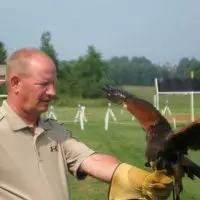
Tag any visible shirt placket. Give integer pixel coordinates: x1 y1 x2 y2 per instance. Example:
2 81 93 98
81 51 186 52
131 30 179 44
32 127 56 200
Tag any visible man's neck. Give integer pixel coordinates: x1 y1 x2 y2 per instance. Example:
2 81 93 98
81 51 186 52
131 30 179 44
7 98 38 126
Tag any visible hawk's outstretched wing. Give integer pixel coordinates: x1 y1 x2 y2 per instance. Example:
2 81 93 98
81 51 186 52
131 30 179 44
103 84 200 154
164 121 200 153
102 84 172 133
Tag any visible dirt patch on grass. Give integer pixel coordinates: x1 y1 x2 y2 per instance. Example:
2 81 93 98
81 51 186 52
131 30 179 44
164 112 198 123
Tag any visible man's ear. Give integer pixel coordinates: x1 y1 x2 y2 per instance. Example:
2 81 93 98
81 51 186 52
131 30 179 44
10 76 21 94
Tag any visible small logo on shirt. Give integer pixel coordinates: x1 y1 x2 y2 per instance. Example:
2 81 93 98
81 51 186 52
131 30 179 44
49 140 58 152
50 145 58 152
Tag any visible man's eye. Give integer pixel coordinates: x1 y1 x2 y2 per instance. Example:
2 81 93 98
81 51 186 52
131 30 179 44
35 82 49 86
41 82 49 86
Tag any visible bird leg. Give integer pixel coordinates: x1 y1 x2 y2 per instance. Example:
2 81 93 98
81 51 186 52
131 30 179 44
172 164 183 200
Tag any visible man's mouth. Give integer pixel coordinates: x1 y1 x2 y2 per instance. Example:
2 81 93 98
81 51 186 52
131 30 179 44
40 100 51 103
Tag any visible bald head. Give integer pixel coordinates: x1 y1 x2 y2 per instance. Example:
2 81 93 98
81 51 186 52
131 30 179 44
6 48 55 80
6 48 57 119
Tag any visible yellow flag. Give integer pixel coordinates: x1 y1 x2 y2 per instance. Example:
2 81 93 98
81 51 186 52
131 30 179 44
190 71 194 79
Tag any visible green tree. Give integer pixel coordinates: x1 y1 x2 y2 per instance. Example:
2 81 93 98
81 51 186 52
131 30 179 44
56 60 74 95
186 58 200 78
68 46 112 98
176 57 200 78
39 31 60 75
176 57 191 77
0 41 7 64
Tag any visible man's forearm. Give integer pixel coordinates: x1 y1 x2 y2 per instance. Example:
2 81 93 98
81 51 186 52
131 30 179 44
79 153 121 182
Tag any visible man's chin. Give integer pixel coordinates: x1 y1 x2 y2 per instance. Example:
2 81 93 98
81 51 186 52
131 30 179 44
38 103 50 113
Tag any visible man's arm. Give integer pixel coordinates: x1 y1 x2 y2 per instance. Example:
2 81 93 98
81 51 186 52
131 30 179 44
61 134 173 200
79 153 173 200
79 153 120 182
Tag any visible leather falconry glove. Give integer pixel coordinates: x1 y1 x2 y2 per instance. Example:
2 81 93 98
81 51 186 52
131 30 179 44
108 163 173 200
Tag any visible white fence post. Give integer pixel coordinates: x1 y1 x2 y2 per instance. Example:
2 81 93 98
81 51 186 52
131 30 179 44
104 103 116 131
74 105 87 130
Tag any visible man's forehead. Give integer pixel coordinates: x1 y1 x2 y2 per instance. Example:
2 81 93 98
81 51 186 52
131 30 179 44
29 56 56 73
30 53 55 67
35 74 57 82
27 59 56 82
32 69 57 81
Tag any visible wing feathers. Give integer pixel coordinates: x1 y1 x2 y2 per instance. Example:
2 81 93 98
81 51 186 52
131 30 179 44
181 156 200 179
103 84 200 154
103 84 172 133
165 121 200 152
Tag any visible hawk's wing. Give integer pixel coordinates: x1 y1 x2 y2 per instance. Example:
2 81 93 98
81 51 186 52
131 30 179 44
102 84 172 133
164 120 200 153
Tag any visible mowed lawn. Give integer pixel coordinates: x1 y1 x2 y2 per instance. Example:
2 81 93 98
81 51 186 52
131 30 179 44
62 122 200 200
51 86 200 200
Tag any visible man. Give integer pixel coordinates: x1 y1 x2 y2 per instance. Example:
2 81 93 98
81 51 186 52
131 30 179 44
0 48 173 200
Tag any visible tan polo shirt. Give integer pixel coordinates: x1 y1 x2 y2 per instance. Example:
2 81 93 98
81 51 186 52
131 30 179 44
0 100 95 200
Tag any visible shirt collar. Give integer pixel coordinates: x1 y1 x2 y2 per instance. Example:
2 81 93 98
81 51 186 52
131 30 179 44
0 100 29 131
0 100 52 132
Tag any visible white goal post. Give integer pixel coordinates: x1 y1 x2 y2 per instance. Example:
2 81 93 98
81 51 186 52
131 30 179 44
0 79 7 100
154 78 200 122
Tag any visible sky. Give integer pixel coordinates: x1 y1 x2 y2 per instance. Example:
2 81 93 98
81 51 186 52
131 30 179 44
0 0 200 65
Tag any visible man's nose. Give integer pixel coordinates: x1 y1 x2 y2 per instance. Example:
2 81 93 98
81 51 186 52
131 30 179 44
46 84 56 97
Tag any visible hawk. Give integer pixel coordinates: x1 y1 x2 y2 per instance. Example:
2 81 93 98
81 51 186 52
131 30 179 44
103 84 200 200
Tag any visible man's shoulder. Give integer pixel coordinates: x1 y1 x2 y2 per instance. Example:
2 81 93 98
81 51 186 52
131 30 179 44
40 117 63 129
0 110 10 133
40 117 72 140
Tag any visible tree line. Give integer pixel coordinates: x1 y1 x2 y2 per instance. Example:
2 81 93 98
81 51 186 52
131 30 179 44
1 31 200 99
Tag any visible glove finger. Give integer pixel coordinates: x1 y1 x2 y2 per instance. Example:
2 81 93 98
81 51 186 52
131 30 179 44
145 189 171 200
145 191 165 200
144 183 173 196
151 172 173 185
158 176 173 185
147 183 165 189
145 191 154 199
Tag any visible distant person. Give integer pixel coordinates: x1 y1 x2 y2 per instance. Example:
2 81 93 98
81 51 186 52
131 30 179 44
0 47 173 200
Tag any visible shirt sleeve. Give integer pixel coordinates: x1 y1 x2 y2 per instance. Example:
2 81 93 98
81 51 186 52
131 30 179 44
63 138 95 179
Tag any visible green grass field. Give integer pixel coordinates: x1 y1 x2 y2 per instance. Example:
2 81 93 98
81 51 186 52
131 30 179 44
51 86 200 200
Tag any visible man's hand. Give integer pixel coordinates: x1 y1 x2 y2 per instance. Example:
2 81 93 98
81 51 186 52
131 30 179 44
109 163 173 200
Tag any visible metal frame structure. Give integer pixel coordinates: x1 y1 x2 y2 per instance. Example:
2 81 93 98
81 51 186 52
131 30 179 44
154 78 200 121
0 65 7 99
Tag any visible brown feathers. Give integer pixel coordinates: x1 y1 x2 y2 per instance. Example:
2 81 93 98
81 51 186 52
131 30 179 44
103 84 200 200
165 121 200 152
103 84 172 133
